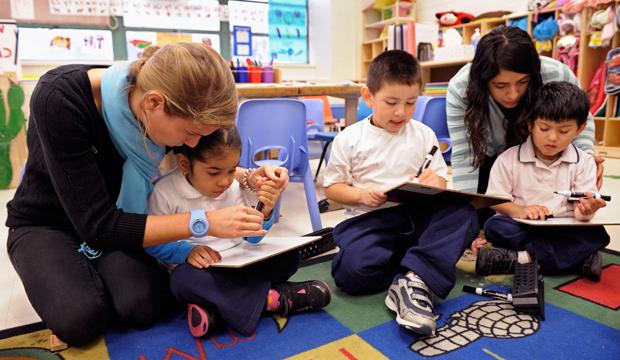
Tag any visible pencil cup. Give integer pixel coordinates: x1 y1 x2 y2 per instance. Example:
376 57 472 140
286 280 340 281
236 66 249 83
249 66 262 83
262 66 274 83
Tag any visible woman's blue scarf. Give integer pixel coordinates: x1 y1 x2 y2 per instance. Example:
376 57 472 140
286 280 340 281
79 62 165 259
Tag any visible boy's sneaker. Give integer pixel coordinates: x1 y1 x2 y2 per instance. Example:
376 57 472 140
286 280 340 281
475 247 518 275
187 304 216 338
385 273 436 336
273 280 332 317
582 251 602 281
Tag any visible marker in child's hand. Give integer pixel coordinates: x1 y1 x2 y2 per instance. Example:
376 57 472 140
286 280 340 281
554 191 611 202
412 145 438 182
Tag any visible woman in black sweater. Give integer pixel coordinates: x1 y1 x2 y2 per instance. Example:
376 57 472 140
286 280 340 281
6 43 287 345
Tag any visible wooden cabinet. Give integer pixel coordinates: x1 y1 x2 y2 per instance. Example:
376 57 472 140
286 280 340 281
360 0 416 79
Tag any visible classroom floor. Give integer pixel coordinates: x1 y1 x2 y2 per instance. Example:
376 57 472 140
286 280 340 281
1 158 619 333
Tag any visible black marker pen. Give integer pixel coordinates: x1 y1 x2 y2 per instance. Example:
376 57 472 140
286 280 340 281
463 285 513 302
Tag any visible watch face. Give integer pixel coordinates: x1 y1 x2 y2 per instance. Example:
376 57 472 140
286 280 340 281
192 220 207 234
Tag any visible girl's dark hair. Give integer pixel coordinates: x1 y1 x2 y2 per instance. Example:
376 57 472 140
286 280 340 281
532 81 589 126
173 127 241 169
464 26 543 169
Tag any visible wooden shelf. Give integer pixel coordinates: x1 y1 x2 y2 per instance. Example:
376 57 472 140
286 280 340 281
420 58 472 68
362 38 386 45
365 16 416 29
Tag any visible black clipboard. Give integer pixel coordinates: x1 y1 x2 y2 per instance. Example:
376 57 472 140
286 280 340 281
385 181 511 209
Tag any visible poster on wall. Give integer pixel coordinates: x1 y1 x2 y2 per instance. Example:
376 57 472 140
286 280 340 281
0 22 18 72
17 28 114 62
123 0 220 31
268 0 308 64
126 31 221 61
228 1 269 34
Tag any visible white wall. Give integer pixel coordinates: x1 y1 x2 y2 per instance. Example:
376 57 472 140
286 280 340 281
280 0 364 82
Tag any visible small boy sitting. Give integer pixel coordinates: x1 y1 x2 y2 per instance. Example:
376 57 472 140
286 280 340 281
323 50 479 335
476 81 610 281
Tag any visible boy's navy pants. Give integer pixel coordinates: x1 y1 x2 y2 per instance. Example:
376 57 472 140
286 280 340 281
484 215 610 273
170 251 299 336
331 202 478 298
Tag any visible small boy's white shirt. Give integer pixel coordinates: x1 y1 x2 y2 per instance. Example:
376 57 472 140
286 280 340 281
323 116 448 216
148 168 257 252
486 135 597 218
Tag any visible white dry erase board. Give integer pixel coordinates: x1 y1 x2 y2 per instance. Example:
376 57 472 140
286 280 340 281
210 236 320 268
514 215 620 226
385 181 511 210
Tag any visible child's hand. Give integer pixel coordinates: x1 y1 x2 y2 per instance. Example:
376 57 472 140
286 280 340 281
575 192 607 218
359 187 387 208
518 205 552 220
412 168 446 188
251 165 289 191
257 180 282 217
187 245 221 269
470 237 487 254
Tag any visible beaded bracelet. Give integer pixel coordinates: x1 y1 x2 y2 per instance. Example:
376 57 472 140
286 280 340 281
240 168 258 192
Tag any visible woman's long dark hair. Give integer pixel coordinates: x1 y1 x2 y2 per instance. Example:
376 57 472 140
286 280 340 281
464 26 542 169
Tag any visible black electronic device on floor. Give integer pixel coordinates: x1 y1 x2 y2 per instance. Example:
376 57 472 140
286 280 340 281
512 259 545 319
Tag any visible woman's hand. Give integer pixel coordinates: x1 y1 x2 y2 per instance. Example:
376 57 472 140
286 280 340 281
359 187 387 208
593 155 605 190
187 245 221 269
575 192 607 220
206 205 267 238
257 180 283 217
250 164 289 191
519 205 552 220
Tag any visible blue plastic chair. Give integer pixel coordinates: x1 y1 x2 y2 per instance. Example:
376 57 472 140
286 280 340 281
413 95 431 121
302 99 339 180
358 98 373 121
414 96 452 164
236 99 322 231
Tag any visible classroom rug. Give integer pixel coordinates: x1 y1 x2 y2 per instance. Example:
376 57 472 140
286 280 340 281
1 251 619 359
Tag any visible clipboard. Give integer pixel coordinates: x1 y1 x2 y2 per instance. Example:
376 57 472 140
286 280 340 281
209 236 321 268
514 215 620 226
384 181 511 209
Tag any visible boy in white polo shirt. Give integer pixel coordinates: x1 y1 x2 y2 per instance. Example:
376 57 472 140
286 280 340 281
323 50 478 336
476 81 610 281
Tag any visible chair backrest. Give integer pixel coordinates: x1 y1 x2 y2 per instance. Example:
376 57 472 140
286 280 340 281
417 96 449 138
236 99 309 175
413 95 431 121
357 98 372 121
302 98 325 137
304 95 335 124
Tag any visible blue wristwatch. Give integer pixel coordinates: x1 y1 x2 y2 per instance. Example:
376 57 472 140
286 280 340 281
189 209 209 237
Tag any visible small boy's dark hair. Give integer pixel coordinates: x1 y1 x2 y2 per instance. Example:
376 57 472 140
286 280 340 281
366 50 421 94
173 127 241 169
532 81 590 126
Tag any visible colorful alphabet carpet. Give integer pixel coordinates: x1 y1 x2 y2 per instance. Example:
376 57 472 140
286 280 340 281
1 251 619 359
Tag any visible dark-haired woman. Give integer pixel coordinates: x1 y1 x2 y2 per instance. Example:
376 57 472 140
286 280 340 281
446 26 603 196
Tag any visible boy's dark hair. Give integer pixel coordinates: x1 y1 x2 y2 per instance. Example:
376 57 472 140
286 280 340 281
532 81 590 126
173 127 241 169
366 50 421 94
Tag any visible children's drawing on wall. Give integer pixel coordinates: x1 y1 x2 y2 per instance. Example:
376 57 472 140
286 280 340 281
268 0 307 63
126 31 221 61
0 23 17 73
123 0 220 31
17 28 114 62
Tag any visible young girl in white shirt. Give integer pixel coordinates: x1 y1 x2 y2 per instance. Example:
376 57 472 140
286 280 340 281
146 128 331 338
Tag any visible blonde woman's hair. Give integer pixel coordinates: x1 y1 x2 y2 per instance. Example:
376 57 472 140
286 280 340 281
128 42 237 128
